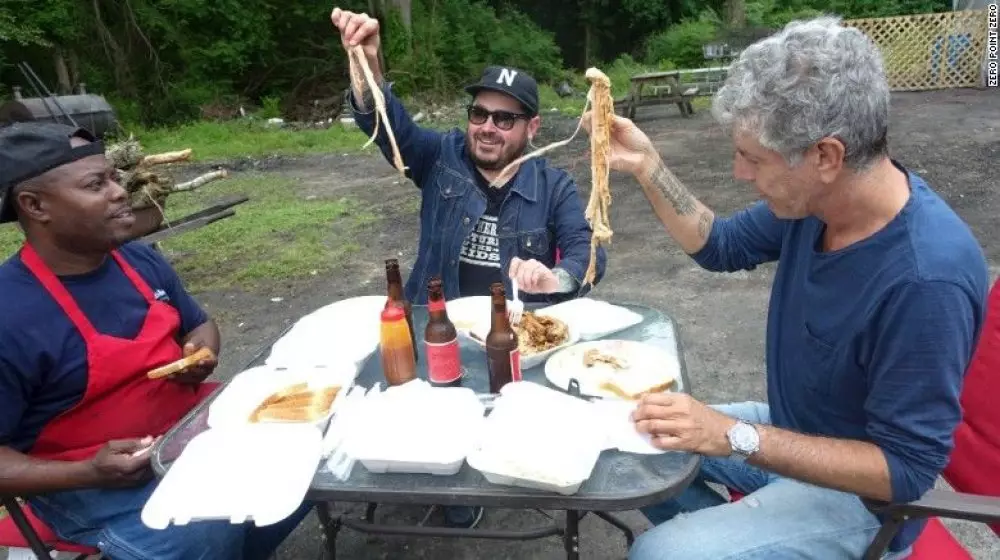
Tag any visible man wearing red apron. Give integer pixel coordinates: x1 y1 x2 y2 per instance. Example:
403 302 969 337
0 123 309 559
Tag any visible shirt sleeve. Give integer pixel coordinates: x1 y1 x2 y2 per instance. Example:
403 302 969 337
864 280 980 503
690 201 786 272
0 334 31 447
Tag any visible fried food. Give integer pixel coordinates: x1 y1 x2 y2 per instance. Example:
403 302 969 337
583 67 614 286
513 312 569 356
250 383 341 423
583 348 628 370
599 377 676 400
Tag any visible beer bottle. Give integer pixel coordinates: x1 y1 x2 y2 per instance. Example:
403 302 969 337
384 258 417 361
425 277 462 386
485 282 521 393
380 304 417 386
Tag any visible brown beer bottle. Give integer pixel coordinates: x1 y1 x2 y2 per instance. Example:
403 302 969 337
485 282 522 393
425 277 462 387
384 258 417 361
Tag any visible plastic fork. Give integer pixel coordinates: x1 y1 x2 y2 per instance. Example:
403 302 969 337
509 278 524 326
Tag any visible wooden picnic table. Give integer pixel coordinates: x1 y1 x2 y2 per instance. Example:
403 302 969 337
619 67 731 120
151 300 701 560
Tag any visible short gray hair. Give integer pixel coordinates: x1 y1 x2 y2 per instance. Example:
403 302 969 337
711 15 890 170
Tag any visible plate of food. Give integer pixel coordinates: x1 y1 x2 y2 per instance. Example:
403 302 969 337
207 364 355 432
544 339 681 400
468 310 579 370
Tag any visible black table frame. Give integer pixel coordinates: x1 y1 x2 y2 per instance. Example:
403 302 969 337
152 301 701 560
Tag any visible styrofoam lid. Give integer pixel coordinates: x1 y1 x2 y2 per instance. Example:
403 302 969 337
141 423 321 529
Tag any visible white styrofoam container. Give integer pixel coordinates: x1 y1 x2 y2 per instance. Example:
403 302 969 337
466 310 580 370
141 423 321 529
207 363 357 433
536 298 643 341
265 295 385 371
466 382 605 495
345 383 486 476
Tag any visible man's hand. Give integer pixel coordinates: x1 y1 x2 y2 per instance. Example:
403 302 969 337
509 257 561 294
88 437 158 488
631 393 737 456
581 112 659 178
168 342 218 385
331 8 381 71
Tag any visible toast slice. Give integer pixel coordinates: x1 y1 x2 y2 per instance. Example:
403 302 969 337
147 347 216 379
249 384 341 423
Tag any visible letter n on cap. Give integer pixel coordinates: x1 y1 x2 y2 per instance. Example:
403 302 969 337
497 68 518 87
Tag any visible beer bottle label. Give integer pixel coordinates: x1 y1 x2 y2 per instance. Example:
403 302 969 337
427 339 462 383
510 349 522 382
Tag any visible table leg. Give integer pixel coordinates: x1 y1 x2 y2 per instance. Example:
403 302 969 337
315 502 341 560
363 502 378 523
592 511 635 548
563 510 580 560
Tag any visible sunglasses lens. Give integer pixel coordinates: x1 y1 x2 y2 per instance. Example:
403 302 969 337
468 107 489 124
493 112 516 130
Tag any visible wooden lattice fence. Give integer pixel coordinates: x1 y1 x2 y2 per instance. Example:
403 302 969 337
845 9 989 91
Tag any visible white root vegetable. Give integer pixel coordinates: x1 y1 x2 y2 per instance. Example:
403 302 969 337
582 67 614 286
349 45 407 176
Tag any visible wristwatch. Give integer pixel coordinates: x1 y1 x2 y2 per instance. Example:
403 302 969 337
726 421 760 462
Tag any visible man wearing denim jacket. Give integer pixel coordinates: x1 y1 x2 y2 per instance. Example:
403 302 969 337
332 8 606 306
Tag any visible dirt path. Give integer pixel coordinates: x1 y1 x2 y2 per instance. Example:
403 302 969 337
175 88 998 559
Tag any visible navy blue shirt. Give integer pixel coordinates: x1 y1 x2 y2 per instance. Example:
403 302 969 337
692 163 988 552
0 242 208 452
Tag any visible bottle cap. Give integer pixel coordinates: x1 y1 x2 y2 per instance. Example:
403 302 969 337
381 305 405 322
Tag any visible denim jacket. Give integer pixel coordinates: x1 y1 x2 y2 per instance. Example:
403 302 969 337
349 82 607 305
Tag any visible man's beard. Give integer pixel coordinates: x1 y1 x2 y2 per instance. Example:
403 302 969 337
466 130 528 171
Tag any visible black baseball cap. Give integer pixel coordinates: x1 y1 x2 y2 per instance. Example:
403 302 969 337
0 122 104 223
464 65 539 117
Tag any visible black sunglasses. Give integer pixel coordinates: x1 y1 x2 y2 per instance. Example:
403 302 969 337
467 105 530 131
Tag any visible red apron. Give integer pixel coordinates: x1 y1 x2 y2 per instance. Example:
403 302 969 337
20 243 214 462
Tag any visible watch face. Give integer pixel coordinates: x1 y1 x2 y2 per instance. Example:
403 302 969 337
730 422 758 453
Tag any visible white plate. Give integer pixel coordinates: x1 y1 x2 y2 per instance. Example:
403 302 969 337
538 298 644 341
469 310 580 370
207 364 357 432
544 339 682 400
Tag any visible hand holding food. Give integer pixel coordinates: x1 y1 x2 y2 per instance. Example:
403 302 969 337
147 345 217 383
509 257 561 294
88 437 157 488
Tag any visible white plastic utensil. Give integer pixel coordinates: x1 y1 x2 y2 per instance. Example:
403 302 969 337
509 278 524 326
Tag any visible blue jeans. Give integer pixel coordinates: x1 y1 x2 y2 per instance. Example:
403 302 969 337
630 401 912 560
29 477 312 560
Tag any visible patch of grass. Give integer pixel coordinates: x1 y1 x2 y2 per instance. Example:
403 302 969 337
118 120 372 163
0 174 377 293
157 173 375 292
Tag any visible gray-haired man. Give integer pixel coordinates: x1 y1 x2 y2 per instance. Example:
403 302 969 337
583 16 988 559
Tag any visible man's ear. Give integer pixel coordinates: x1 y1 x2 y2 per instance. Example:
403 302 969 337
527 115 541 139
15 188 51 224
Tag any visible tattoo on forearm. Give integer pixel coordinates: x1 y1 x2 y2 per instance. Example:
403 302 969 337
650 161 697 216
697 211 712 239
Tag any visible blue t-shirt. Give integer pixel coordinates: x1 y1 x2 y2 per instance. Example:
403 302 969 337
0 242 208 453
691 162 988 552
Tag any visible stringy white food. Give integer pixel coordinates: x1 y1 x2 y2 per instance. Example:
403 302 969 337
349 46 407 175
